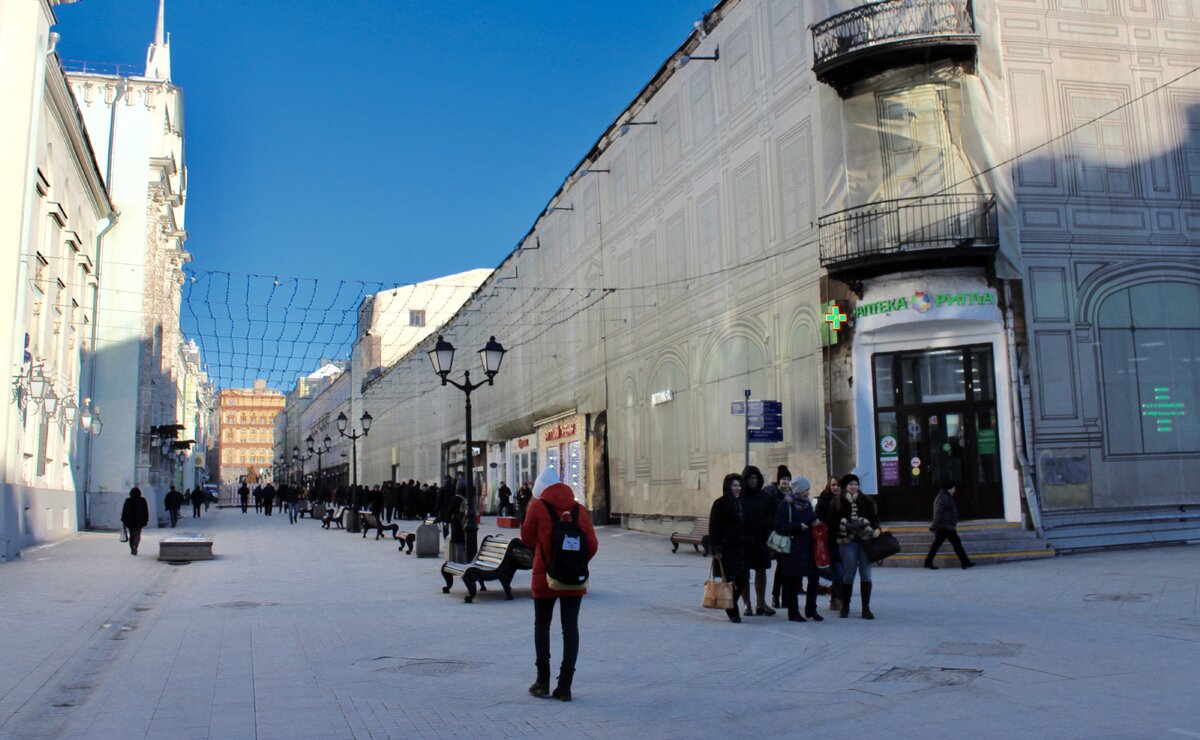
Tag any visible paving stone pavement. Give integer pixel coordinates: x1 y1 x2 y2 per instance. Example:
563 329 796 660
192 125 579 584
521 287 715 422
1 507 1198 739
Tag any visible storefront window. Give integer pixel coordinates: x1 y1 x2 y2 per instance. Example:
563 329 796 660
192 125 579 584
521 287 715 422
970 347 995 401
900 348 966 404
874 354 895 408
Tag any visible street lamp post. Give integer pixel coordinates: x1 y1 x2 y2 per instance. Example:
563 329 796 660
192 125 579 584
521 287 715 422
428 335 506 561
336 410 372 491
307 434 333 502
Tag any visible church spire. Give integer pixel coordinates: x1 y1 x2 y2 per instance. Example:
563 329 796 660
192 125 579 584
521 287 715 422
145 0 171 81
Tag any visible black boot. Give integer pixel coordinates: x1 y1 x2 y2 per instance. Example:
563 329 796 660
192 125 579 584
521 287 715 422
839 582 853 618
529 662 550 698
552 669 574 701
861 581 875 620
725 607 741 623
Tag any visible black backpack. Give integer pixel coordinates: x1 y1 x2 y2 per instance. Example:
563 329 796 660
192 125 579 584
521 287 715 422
543 500 589 590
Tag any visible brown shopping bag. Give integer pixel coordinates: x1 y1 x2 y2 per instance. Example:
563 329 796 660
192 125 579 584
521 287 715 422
702 558 735 610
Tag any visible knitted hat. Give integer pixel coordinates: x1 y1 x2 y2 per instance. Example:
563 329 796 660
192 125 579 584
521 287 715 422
776 465 792 482
839 473 861 489
793 476 811 493
532 467 560 500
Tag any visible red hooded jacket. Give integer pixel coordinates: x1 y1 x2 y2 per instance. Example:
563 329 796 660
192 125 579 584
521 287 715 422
520 482 599 598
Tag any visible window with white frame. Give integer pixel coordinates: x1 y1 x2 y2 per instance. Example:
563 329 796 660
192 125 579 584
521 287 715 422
690 67 716 142
725 25 756 109
409 309 426 327
734 162 763 259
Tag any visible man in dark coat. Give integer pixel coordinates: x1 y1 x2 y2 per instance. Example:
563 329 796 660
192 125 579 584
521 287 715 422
516 482 533 523
191 486 204 518
740 465 775 616
925 480 975 569
164 485 185 528
238 482 250 513
121 487 150 555
497 481 513 517
261 483 275 516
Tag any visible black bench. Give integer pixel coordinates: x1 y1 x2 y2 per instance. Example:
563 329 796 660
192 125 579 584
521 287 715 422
670 516 710 555
396 530 416 554
441 534 534 603
360 512 400 540
322 506 346 529
299 502 322 519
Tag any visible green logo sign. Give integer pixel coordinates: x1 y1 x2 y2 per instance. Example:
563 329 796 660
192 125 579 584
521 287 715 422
855 290 996 319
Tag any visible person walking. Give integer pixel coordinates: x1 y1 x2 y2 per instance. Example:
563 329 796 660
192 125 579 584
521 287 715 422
521 467 598 702
191 486 204 518
708 473 750 624
516 482 533 523
238 482 249 513
740 465 775 616
815 476 844 613
925 481 976 570
774 476 823 622
261 483 275 517
120 487 150 556
831 474 880 619
164 485 185 528
285 485 301 525
497 481 513 517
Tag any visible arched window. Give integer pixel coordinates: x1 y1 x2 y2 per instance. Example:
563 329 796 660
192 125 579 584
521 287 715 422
1097 281 1199 455
788 324 820 451
702 335 767 456
649 361 689 483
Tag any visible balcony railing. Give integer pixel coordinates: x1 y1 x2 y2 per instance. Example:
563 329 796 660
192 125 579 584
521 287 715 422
818 193 997 271
812 0 978 90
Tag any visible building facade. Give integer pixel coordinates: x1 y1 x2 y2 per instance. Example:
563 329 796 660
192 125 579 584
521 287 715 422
216 382 285 488
357 0 1199 548
0 0 114 559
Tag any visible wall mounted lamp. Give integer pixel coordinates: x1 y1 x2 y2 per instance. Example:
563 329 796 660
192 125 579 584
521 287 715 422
579 168 610 176
619 121 656 136
676 45 719 69
549 205 574 212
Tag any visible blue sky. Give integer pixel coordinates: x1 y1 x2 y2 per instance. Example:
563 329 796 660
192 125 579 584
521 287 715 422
55 0 710 284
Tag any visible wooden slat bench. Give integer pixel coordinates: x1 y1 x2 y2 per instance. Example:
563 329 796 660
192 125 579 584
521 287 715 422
360 512 400 540
322 506 346 529
441 534 534 603
670 517 710 555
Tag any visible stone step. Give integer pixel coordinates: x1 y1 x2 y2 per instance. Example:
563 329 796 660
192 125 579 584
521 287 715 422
876 549 1056 568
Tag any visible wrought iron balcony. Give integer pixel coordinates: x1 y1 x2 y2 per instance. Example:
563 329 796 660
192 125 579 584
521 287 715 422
812 0 979 94
818 193 998 277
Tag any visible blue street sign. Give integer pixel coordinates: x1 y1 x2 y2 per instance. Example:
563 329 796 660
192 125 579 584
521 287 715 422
746 413 783 430
762 400 782 414
747 400 763 415
748 428 783 443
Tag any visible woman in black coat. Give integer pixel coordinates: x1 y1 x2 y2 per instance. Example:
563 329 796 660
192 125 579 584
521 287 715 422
708 473 749 623
775 476 823 622
740 465 775 617
120 487 150 556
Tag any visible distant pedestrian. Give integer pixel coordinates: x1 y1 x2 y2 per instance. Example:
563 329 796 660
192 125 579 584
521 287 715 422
120 487 150 556
709 473 750 624
238 482 249 513
831 474 880 620
261 483 275 516
285 485 300 524
497 481 512 517
191 486 203 518
763 465 790 609
515 482 532 523
925 481 975 570
521 467 598 702
253 485 262 512
815 476 844 613
164 486 185 528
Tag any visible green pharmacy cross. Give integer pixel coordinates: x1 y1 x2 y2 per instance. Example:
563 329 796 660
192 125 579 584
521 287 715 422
824 304 848 332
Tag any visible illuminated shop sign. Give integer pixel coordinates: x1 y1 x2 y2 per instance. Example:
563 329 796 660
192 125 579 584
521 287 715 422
855 290 997 319
544 422 577 442
651 390 674 406
1141 387 1184 433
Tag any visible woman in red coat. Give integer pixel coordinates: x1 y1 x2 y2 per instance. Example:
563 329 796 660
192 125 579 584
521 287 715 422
520 468 598 702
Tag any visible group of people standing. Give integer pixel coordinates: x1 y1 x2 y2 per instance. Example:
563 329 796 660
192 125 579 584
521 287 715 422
708 465 884 624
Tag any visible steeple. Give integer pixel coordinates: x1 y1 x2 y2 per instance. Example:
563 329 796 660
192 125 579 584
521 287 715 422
145 0 171 80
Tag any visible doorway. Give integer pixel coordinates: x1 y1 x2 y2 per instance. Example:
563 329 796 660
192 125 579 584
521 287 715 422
872 344 1003 520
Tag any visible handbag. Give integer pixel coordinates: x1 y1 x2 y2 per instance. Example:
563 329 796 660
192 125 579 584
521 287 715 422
861 531 901 563
766 503 793 554
811 522 831 569
702 558 736 610
120 526 128 543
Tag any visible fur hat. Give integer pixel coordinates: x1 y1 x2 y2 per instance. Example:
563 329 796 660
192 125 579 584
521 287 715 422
839 473 861 490
532 467 560 500
776 465 792 482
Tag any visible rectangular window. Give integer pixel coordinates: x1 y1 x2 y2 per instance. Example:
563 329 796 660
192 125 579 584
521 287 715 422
877 87 953 199
660 97 681 167
613 154 629 212
635 130 653 195
726 25 756 109
1065 87 1134 195
409 309 426 327
557 210 572 254
640 233 657 309
778 127 812 238
690 68 716 142
768 0 803 74
665 213 686 284
34 253 49 289
582 183 599 240
733 162 762 259
696 188 722 274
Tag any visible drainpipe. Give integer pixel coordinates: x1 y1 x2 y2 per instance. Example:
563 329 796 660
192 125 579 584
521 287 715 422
1003 281 1043 537
82 210 118 529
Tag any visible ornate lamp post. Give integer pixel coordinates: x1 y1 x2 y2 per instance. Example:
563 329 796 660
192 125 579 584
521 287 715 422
428 335 506 561
336 410 372 489
307 434 332 501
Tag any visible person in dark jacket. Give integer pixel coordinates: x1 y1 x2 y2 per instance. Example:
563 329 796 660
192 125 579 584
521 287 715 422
831 473 880 619
238 482 250 513
164 486 185 528
497 481 513 517
775 476 823 622
516 482 533 522
190 486 204 518
121 487 150 556
739 465 775 616
925 481 975 569
261 483 275 516
815 476 844 612
709 473 750 624
521 468 598 702
763 465 790 609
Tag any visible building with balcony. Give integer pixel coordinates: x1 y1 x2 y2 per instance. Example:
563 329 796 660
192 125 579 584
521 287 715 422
350 0 1198 551
216 382 284 488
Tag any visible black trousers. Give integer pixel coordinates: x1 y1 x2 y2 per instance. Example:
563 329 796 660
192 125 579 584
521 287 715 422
926 528 970 566
782 575 818 617
128 526 142 554
534 596 582 674
192 503 202 518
